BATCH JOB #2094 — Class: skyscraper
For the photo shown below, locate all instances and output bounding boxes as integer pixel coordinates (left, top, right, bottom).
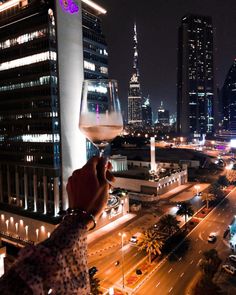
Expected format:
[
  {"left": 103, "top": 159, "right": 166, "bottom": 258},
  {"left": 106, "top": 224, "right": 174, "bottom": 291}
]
[
  {"left": 142, "top": 96, "right": 152, "bottom": 126},
  {"left": 82, "top": 3, "right": 108, "bottom": 81},
  {"left": 128, "top": 23, "right": 143, "bottom": 125},
  {"left": 82, "top": 1, "right": 109, "bottom": 159},
  {"left": 177, "top": 14, "right": 215, "bottom": 139},
  {"left": 0, "top": 0, "right": 106, "bottom": 224},
  {"left": 157, "top": 101, "right": 170, "bottom": 125},
  {"left": 222, "top": 59, "right": 236, "bottom": 135}
]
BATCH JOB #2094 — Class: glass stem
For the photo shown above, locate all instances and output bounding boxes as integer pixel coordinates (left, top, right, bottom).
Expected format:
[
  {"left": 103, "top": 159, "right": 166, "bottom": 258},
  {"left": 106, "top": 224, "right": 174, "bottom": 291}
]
[{"left": 99, "top": 149, "right": 105, "bottom": 157}]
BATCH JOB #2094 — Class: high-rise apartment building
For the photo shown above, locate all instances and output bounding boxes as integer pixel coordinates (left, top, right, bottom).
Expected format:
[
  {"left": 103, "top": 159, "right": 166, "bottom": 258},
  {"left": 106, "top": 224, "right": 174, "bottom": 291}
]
[
  {"left": 128, "top": 23, "right": 143, "bottom": 125},
  {"left": 177, "top": 14, "right": 215, "bottom": 139},
  {"left": 222, "top": 60, "right": 236, "bottom": 135},
  {"left": 0, "top": 0, "right": 106, "bottom": 224}
]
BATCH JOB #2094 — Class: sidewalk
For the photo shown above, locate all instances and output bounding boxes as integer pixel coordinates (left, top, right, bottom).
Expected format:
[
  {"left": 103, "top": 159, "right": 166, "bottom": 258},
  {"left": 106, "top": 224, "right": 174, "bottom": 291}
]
[
  {"left": 171, "top": 183, "right": 210, "bottom": 202},
  {"left": 158, "top": 183, "right": 193, "bottom": 200}
]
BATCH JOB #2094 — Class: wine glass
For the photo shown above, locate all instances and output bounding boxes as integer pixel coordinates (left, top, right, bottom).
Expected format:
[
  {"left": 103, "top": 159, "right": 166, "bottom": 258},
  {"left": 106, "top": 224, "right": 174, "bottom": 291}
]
[{"left": 79, "top": 79, "right": 123, "bottom": 157}]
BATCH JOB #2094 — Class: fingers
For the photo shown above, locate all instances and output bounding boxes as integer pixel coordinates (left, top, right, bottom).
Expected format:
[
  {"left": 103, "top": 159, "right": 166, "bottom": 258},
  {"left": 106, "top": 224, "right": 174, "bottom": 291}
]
[
  {"left": 106, "top": 170, "right": 115, "bottom": 182},
  {"left": 86, "top": 156, "right": 100, "bottom": 170}
]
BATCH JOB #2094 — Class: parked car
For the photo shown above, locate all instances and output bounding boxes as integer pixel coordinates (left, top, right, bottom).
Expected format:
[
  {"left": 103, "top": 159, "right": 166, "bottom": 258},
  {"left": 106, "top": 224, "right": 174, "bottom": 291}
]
[
  {"left": 222, "top": 264, "right": 236, "bottom": 275},
  {"left": 229, "top": 255, "right": 236, "bottom": 263},
  {"left": 208, "top": 233, "right": 217, "bottom": 243}
]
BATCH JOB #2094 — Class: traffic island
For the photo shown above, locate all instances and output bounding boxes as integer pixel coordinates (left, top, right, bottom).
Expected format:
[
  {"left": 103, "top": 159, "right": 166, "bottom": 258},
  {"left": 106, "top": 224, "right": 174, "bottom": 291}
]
[{"left": 124, "top": 258, "right": 159, "bottom": 289}]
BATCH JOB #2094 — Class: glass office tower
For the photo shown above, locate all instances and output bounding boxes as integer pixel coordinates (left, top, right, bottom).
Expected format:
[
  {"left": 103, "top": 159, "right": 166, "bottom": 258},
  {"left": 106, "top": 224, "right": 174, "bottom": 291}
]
[
  {"left": 0, "top": 0, "right": 88, "bottom": 221},
  {"left": 0, "top": 0, "right": 61, "bottom": 218},
  {"left": 177, "top": 14, "right": 215, "bottom": 139},
  {"left": 222, "top": 60, "right": 236, "bottom": 135},
  {"left": 82, "top": 2, "right": 109, "bottom": 159}
]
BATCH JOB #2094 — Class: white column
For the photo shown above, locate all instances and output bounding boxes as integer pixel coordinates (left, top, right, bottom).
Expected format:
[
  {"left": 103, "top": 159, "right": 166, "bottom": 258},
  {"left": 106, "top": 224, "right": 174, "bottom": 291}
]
[
  {"left": 0, "top": 247, "right": 6, "bottom": 278},
  {"left": 24, "top": 172, "right": 28, "bottom": 210},
  {"left": 54, "top": 177, "right": 59, "bottom": 216},
  {"left": 43, "top": 176, "right": 48, "bottom": 214},
  {"left": 150, "top": 137, "right": 156, "bottom": 171},
  {"left": 56, "top": 0, "right": 86, "bottom": 210},
  {"left": 33, "top": 174, "right": 37, "bottom": 212}
]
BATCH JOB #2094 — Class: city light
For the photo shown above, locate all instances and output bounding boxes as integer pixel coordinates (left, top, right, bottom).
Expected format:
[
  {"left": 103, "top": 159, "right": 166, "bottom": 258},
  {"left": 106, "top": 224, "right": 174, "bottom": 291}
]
[
  {"left": 0, "top": 0, "right": 20, "bottom": 12},
  {"left": 230, "top": 139, "right": 236, "bottom": 148},
  {"left": 81, "top": 0, "right": 107, "bottom": 14}
]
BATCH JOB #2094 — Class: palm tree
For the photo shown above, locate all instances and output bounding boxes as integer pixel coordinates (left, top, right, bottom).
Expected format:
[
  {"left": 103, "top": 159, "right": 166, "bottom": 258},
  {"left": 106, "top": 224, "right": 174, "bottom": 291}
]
[
  {"left": 89, "top": 271, "right": 102, "bottom": 295},
  {"left": 199, "top": 249, "right": 221, "bottom": 278},
  {"left": 138, "top": 230, "right": 164, "bottom": 263},
  {"left": 209, "top": 182, "right": 224, "bottom": 198},
  {"left": 201, "top": 193, "right": 216, "bottom": 209},
  {"left": 176, "top": 201, "right": 194, "bottom": 224},
  {"left": 217, "top": 175, "right": 229, "bottom": 188},
  {"left": 158, "top": 214, "right": 180, "bottom": 236}
]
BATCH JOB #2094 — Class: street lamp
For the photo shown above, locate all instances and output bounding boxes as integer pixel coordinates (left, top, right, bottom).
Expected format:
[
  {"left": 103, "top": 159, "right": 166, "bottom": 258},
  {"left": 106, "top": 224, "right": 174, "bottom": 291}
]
[
  {"left": 194, "top": 185, "right": 200, "bottom": 196},
  {"left": 118, "top": 232, "right": 126, "bottom": 289}
]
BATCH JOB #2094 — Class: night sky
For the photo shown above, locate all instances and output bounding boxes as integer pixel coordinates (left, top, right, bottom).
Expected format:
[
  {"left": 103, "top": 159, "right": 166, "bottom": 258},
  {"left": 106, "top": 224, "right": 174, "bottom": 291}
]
[{"left": 96, "top": 0, "right": 236, "bottom": 119}]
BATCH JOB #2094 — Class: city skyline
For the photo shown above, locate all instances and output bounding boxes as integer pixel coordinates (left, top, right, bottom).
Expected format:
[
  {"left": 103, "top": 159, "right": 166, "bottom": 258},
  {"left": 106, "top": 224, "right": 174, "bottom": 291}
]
[{"left": 97, "top": 0, "right": 236, "bottom": 116}]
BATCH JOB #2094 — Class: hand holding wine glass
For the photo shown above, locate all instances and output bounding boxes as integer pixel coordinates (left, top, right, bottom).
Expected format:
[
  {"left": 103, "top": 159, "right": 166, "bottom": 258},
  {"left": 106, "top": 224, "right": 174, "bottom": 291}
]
[{"left": 79, "top": 79, "right": 123, "bottom": 156}]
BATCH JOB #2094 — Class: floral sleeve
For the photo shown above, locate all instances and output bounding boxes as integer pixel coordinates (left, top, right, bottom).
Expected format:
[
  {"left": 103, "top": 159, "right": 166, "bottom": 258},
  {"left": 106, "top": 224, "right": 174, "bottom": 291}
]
[{"left": 0, "top": 215, "right": 91, "bottom": 295}]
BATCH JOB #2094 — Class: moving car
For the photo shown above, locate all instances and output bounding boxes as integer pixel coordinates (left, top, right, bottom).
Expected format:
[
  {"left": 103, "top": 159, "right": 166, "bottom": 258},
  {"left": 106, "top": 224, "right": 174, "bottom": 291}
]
[
  {"left": 222, "top": 264, "right": 236, "bottom": 275},
  {"left": 208, "top": 233, "right": 217, "bottom": 243},
  {"left": 130, "top": 232, "right": 142, "bottom": 244}
]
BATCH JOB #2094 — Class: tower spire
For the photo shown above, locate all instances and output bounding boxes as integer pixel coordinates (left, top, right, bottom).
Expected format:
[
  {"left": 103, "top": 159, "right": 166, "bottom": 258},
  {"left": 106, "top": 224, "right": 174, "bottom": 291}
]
[
  {"left": 133, "top": 22, "right": 139, "bottom": 76},
  {"left": 128, "top": 22, "right": 143, "bottom": 125}
]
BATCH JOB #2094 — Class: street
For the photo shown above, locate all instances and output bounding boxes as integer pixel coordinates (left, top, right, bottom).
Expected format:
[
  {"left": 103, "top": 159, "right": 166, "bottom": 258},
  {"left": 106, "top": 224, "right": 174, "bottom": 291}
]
[
  {"left": 135, "top": 188, "right": 236, "bottom": 295},
  {"left": 88, "top": 182, "right": 211, "bottom": 293}
]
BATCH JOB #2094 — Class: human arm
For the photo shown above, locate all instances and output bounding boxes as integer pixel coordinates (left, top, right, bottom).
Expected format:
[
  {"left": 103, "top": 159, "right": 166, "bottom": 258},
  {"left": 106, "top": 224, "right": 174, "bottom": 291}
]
[{"left": 0, "top": 157, "right": 112, "bottom": 295}]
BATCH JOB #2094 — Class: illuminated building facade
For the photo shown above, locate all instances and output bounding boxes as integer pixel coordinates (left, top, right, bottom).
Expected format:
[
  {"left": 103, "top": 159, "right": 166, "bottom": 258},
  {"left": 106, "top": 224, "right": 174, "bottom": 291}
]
[
  {"left": 177, "top": 14, "right": 215, "bottom": 139},
  {"left": 82, "top": 1, "right": 109, "bottom": 159},
  {"left": 157, "top": 101, "right": 170, "bottom": 125},
  {"left": 82, "top": 3, "right": 108, "bottom": 80},
  {"left": 0, "top": 0, "right": 108, "bottom": 222},
  {"left": 142, "top": 96, "right": 152, "bottom": 126},
  {"left": 222, "top": 60, "right": 236, "bottom": 135},
  {"left": 128, "top": 23, "right": 143, "bottom": 125}
]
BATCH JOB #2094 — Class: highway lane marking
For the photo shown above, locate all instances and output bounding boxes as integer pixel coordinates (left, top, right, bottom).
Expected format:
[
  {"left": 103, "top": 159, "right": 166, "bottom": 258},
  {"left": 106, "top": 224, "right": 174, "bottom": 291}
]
[
  {"left": 169, "top": 287, "right": 173, "bottom": 293},
  {"left": 156, "top": 282, "right": 160, "bottom": 287},
  {"left": 180, "top": 272, "right": 184, "bottom": 277},
  {"left": 190, "top": 260, "right": 194, "bottom": 264},
  {"left": 168, "top": 268, "right": 173, "bottom": 273}
]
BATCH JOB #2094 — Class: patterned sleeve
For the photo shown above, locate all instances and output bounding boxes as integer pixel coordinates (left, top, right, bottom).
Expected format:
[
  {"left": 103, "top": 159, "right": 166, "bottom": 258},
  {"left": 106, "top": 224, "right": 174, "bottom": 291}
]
[{"left": 0, "top": 215, "right": 91, "bottom": 295}]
